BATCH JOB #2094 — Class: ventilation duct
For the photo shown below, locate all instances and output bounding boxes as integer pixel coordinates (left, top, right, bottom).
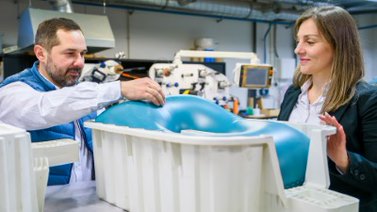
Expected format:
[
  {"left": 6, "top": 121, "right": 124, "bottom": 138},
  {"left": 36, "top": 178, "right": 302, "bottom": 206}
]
[
  {"left": 48, "top": 0, "right": 74, "bottom": 13},
  {"left": 72, "top": 0, "right": 300, "bottom": 22},
  {"left": 15, "top": 7, "right": 115, "bottom": 54},
  {"left": 70, "top": 0, "right": 377, "bottom": 22}
]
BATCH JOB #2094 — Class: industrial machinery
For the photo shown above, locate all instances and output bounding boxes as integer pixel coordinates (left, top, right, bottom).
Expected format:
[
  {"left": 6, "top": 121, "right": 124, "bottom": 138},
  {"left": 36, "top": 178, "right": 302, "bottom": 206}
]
[
  {"left": 79, "top": 51, "right": 273, "bottom": 114},
  {"left": 149, "top": 50, "right": 273, "bottom": 112},
  {"left": 80, "top": 60, "right": 123, "bottom": 83}
]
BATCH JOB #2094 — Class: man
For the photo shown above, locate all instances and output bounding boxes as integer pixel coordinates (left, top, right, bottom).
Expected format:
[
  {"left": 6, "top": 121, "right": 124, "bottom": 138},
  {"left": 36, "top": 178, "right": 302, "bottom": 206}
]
[{"left": 0, "top": 18, "right": 165, "bottom": 185}]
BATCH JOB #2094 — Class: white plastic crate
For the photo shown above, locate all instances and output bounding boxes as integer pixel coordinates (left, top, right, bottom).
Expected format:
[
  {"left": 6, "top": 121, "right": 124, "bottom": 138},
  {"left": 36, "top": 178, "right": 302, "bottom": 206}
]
[
  {"left": 85, "top": 120, "right": 359, "bottom": 212},
  {"left": 33, "top": 157, "right": 49, "bottom": 212},
  {"left": 31, "top": 138, "right": 79, "bottom": 211},
  {"left": 32, "top": 138, "right": 80, "bottom": 167},
  {"left": 0, "top": 123, "right": 79, "bottom": 212},
  {"left": 0, "top": 123, "right": 39, "bottom": 212}
]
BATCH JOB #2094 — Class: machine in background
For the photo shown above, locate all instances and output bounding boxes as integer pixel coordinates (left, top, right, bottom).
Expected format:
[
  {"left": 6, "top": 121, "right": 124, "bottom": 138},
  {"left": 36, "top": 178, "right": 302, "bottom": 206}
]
[
  {"left": 149, "top": 50, "right": 274, "bottom": 114},
  {"left": 78, "top": 51, "right": 274, "bottom": 115},
  {"left": 80, "top": 60, "right": 123, "bottom": 83}
]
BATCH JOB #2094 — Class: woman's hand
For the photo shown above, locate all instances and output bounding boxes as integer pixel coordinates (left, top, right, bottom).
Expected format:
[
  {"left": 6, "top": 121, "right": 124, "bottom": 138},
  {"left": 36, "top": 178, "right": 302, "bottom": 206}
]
[{"left": 319, "top": 112, "right": 350, "bottom": 173}]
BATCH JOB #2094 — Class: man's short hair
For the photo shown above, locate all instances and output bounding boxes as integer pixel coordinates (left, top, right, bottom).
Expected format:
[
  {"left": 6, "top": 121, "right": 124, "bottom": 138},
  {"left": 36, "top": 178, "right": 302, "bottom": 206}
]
[{"left": 35, "top": 17, "right": 82, "bottom": 52}]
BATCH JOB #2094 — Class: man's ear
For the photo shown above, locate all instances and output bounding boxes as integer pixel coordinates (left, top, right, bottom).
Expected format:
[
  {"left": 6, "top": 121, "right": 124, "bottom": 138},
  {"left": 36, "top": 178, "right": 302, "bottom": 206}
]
[{"left": 34, "top": 44, "right": 47, "bottom": 62}]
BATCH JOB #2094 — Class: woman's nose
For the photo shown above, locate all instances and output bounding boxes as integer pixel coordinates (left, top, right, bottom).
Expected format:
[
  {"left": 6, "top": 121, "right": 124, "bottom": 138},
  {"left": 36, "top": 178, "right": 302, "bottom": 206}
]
[{"left": 294, "top": 43, "right": 304, "bottom": 55}]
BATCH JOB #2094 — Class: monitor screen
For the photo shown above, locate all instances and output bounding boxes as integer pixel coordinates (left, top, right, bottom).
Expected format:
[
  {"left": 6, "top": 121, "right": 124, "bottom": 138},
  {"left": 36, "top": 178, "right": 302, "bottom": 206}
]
[
  {"left": 246, "top": 67, "right": 269, "bottom": 86},
  {"left": 239, "top": 65, "right": 273, "bottom": 88}
]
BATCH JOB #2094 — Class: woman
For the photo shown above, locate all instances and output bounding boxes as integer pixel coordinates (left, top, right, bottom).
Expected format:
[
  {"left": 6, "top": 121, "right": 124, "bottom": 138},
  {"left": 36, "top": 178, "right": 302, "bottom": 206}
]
[{"left": 278, "top": 6, "right": 377, "bottom": 211}]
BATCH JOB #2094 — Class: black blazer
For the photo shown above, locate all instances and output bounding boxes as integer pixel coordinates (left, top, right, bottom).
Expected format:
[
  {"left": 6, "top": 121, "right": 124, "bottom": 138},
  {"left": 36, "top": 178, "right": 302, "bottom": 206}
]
[{"left": 278, "top": 81, "right": 377, "bottom": 212}]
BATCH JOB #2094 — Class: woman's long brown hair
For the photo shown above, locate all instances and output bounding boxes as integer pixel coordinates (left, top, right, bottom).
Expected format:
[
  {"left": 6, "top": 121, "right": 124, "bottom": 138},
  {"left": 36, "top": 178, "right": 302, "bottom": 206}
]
[{"left": 293, "top": 6, "right": 364, "bottom": 113}]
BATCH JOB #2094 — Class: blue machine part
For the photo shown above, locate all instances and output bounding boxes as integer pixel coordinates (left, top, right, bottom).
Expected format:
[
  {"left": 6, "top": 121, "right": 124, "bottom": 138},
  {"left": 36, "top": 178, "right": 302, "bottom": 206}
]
[{"left": 96, "top": 95, "right": 310, "bottom": 189}]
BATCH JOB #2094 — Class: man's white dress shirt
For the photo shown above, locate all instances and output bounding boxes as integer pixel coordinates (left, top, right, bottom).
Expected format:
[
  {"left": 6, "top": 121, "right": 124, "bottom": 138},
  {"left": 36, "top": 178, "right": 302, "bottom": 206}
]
[{"left": 0, "top": 80, "right": 122, "bottom": 182}]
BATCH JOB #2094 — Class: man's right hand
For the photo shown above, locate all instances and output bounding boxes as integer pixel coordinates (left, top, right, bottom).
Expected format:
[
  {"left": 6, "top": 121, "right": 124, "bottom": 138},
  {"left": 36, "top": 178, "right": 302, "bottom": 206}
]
[{"left": 120, "top": 77, "right": 165, "bottom": 106}]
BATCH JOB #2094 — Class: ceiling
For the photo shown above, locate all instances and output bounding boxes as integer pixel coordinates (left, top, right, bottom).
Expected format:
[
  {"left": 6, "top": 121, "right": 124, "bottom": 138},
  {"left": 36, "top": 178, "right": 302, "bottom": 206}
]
[{"left": 68, "top": 0, "right": 377, "bottom": 24}]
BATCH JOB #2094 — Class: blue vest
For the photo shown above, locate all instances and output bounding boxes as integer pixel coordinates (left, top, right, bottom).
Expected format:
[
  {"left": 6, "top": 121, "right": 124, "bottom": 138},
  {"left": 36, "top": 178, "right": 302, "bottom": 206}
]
[{"left": 0, "top": 61, "right": 96, "bottom": 185}]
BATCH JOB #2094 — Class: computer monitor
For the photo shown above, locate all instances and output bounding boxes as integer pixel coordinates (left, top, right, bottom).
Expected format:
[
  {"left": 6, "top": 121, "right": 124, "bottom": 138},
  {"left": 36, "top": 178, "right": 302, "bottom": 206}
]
[{"left": 239, "top": 64, "right": 273, "bottom": 88}]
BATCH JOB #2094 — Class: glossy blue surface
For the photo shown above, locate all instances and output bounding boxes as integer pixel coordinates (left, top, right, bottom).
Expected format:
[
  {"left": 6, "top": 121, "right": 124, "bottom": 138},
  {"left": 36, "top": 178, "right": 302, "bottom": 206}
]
[{"left": 96, "top": 95, "right": 309, "bottom": 189}]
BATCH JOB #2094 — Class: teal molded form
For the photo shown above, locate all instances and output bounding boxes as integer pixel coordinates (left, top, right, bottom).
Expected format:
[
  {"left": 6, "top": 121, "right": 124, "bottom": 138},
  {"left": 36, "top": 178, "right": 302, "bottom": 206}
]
[{"left": 96, "top": 95, "right": 310, "bottom": 189}]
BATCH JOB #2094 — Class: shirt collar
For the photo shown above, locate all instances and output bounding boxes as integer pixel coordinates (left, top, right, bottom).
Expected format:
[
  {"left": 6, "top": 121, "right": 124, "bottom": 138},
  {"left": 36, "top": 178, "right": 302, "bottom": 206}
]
[
  {"left": 40, "top": 70, "right": 59, "bottom": 89},
  {"left": 300, "top": 79, "right": 331, "bottom": 96},
  {"left": 30, "top": 61, "right": 57, "bottom": 91}
]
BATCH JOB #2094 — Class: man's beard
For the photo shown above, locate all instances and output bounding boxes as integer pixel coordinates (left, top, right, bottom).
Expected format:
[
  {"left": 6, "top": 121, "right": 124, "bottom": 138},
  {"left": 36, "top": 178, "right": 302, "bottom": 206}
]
[{"left": 45, "top": 57, "right": 82, "bottom": 87}]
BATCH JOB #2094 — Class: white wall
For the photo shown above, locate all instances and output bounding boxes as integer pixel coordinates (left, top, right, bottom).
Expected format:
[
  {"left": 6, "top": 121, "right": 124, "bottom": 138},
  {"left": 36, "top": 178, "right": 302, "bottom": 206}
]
[{"left": 1, "top": 0, "right": 377, "bottom": 108}]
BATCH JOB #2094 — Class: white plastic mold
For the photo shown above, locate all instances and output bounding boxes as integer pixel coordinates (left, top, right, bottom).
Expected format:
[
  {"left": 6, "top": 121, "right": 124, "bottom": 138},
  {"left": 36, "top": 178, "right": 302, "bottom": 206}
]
[{"left": 85, "top": 120, "right": 359, "bottom": 212}]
